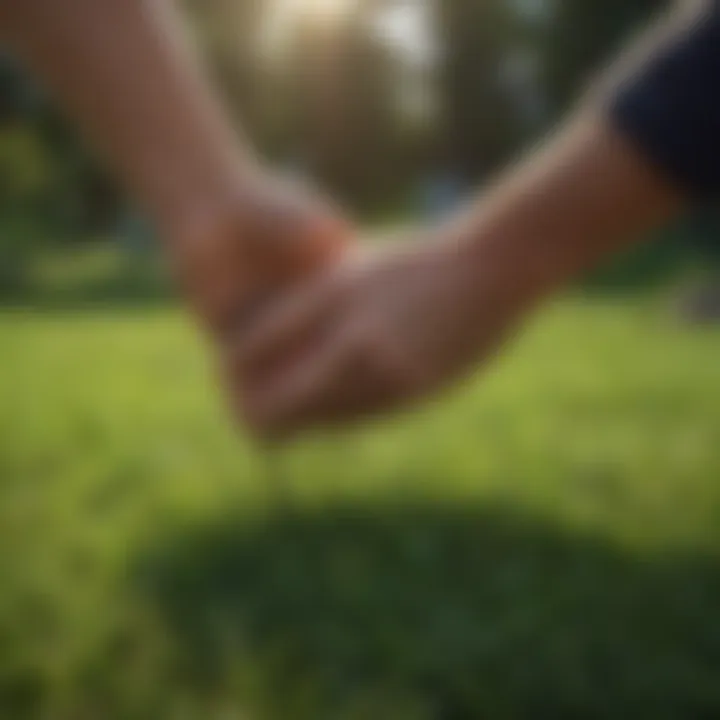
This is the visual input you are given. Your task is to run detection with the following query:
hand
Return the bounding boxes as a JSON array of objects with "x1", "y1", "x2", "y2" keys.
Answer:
[
  {"x1": 168, "y1": 171, "x2": 354, "y2": 427},
  {"x1": 237, "y1": 233, "x2": 521, "y2": 438},
  {"x1": 170, "y1": 172, "x2": 353, "y2": 340}
]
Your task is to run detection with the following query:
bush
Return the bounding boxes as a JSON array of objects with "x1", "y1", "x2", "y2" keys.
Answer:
[{"x1": 0, "y1": 216, "x2": 47, "y2": 297}]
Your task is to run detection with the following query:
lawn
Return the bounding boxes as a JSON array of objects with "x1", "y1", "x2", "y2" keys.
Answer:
[{"x1": 1, "y1": 299, "x2": 720, "y2": 719}]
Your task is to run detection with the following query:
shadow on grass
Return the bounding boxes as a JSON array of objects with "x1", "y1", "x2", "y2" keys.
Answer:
[{"x1": 135, "y1": 498, "x2": 720, "y2": 719}]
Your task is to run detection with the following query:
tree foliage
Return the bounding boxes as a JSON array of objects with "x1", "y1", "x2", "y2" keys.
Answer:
[
  {"x1": 542, "y1": 0, "x2": 668, "y2": 116},
  {"x1": 0, "y1": 0, "x2": 713, "y2": 292}
]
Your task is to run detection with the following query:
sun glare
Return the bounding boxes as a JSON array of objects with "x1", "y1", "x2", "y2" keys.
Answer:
[
  {"x1": 262, "y1": 0, "x2": 356, "y2": 58},
  {"x1": 304, "y1": 0, "x2": 355, "y2": 23},
  {"x1": 271, "y1": 0, "x2": 355, "y2": 32}
]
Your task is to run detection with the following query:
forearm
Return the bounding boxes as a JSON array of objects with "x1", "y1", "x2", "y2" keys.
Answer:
[
  {"x1": 455, "y1": 113, "x2": 682, "y2": 310},
  {"x1": 0, "y1": 0, "x2": 256, "y2": 243},
  {"x1": 458, "y1": 0, "x2": 720, "y2": 311}
]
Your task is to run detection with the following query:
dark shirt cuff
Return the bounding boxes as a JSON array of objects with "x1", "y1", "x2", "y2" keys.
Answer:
[{"x1": 608, "y1": 2, "x2": 720, "y2": 200}]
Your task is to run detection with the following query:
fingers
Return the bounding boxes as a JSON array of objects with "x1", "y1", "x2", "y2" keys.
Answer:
[
  {"x1": 243, "y1": 323, "x2": 385, "y2": 439},
  {"x1": 243, "y1": 327, "x2": 353, "y2": 438},
  {"x1": 242, "y1": 314, "x2": 423, "y2": 439},
  {"x1": 235, "y1": 270, "x2": 341, "y2": 376},
  {"x1": 176, "y1": 173, "x2": 355, "y2": 342},
  {"x1": 244, "y1": 175, "x2": 354, "y2": 281}
]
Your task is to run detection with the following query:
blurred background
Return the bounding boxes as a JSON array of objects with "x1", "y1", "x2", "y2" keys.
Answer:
[{"x1": 3, "y1": 0, "x2": 720, "y2": 718}]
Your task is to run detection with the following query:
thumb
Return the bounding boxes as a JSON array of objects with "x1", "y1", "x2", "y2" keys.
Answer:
[{"x1": 244, "y1": 176, "x2": 354, "y2": 283}]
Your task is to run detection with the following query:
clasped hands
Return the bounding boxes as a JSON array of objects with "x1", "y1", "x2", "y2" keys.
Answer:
[{"x1": 178, "y1": 171, "x2": 507, "y2": 441}]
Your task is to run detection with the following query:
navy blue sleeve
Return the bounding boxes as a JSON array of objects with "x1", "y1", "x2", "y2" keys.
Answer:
[{"x1": 608, "y1": 1, "x2": 720, "y2": 200}]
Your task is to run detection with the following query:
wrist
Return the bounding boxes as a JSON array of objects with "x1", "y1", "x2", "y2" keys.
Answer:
[
  {"x1": 437, "y1": 205, "x2": 545, "y2": 319},
  {"x1": 156, "y1": 163, "x2": 263, "y2": 255},
  {"x1": 154, "y1": 169, "x2": 267, "y2": 336}
]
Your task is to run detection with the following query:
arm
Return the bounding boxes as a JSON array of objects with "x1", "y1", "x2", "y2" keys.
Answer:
[
  {"x1": 237, "y1": 112, "x2": 681, "y2": 435},
  {"x1": 458, "y1": 0, "x2": 720, "y2": 303},
  {"x1": 0, "y1": 0, "x2": 350, "y2": 334},
  {"x1": 448, "y1": 113, "x2": 681, "y2": 313},
  {"x1": 0, "y1": 0, "x2": 250, "y2": 238},
  {"x1": 238, "y1": 2, "x2": 719, "y2": 437}
]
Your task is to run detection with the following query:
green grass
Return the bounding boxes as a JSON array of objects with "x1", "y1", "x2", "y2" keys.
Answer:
[{"x1": 2, "y1": 299, "x2": 720, "y2": 719}]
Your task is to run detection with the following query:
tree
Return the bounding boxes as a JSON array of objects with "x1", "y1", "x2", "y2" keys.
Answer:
[
  {"x1": 0, "y1": 53, "x2": 122, "y2": 241},
  {"x1": 435, "y1": 0, "x2": 530, "y2": 183},
  {"x1": 542, "y1": 0, "x2": 667, "y2": 117},
  {"x1": 280, "y1": 0, "x2": 410, "y2": 214}
]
